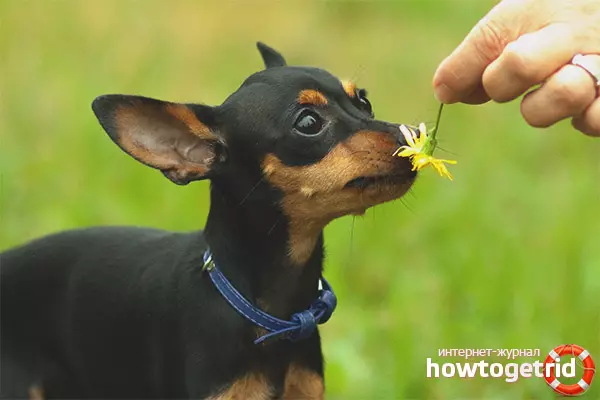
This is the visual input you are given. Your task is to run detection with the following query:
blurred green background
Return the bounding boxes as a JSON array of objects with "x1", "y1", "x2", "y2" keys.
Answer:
[{"x1": 1, "y1": 1, "x2": 599, "y2": 398}]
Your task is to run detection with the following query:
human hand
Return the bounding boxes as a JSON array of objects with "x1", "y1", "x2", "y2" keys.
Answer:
[{"x1": 432, "y1": 0, "x2": 600, "y2": 136}]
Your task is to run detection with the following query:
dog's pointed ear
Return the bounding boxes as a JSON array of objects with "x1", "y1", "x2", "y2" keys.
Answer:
[
  {"x1": 256, "y1": 42, "x2": 287, "y2": 69},
  {"x1": 92, "y1": 95, "x2": 225, "y2": 185}
]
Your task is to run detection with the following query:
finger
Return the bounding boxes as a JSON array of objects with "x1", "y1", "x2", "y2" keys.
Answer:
[
  {"x1": 433, "y1": 0, "x2": 546, "y2": 104},
  {"x1": 484, "y1": 23, "x2": 600, "y2": 102},
  {"x1": 461, "y1": 84, "x2": 491, "y2": 105},
  {"x1": 572, "y1": 97, "x2": 600, "y2": 137},
  {"x1": 520, "y1": 64, "x2": 597, "y2": 128},
  {"x1": 433, "y1": 82, "x2": 492, "y2": 105}
]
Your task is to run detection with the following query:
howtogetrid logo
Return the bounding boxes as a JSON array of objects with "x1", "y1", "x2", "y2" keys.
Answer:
[{"x1": 428, "y1": 344, "x2": 596, "y2": 397}]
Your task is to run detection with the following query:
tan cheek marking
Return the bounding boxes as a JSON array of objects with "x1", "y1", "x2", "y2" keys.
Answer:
[
  {"x1": 298, "y1": 89, "x2": 328, "y2": 106},
  {"x1": 208, "y1": 374, "x2": 274, "y2": 400},
  {"x1": 262, "y1": 131, "x2": 402, "y2": 264},
  {"x1": 342, "y1": 80, "x2": 356, "y2": 98},
  {"x1": 300, "y1": 186, "x2": 316, "y2": 197},
  {"x1": 164, "y1": 104, "x2": 215, "y2": 139},
  {"x1": 261, "y1": 130, "x2": 398, "y2": 195},
  {"x1": 261, "y1": 144, "x2": 356, "y2": 195},
  {"x1": 283, "y1": 364, "x2": 324, "y2": 399}
]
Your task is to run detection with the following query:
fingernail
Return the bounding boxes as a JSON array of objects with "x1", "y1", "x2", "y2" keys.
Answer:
[{"x1": 434, "y1": 83, "x2": 457, "y2": 104}]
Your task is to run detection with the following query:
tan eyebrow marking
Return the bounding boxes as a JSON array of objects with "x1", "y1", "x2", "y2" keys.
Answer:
[
  {"x1": 342, "y1": 80, "x2": 357, "y2": 98},
  {"x1": 297, "y1": 89, "x2": 328, "y2": 106}
]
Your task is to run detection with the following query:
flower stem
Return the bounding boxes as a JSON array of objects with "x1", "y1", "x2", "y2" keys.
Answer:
[
  {"x1": 430, "y1": 103, "x2": 444, "y2": 141},
  {"x1": 422, "y1": 103, "x2": 444, "y2": 156}
]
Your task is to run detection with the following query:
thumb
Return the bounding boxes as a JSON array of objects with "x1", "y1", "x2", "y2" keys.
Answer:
[{"x1": 433, "y1": 0, "x2": 544, "y2": 104}]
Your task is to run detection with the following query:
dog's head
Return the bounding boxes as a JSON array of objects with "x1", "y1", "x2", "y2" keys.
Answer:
[{"x1": 92, "y1": 42, "x2": 416, "y2": 263}]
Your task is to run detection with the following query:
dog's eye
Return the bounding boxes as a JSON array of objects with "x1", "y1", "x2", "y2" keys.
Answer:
[
  {"x1": 293, "y1": 110, "x2": 325, "y2": 136},
  {"x1": 356, "y1": 89, "x2": 373, "y2": 117}
]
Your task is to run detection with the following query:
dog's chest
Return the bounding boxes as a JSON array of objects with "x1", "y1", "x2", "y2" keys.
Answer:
[{"x1": 206, "y1": 361, "x2": 324, "y2": 400}]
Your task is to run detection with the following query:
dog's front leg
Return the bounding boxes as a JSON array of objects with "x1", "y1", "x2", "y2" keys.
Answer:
[{"x1": 282, "y1": 364, "x2": 324, "y2": 400}]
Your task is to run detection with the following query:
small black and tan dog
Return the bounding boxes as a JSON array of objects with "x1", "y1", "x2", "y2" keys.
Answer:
[{"x1": 1, "y1": 43, "x2": 416, "y2": 399}]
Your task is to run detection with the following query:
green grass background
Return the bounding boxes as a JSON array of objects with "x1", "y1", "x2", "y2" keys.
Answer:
[{"x1": 1, "y1": 1, "x2": 599, "y2": 398}]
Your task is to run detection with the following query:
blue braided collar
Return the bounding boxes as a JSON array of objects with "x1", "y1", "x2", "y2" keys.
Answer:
[{"x1": 202, "y1": 250, "x2": 337, "y2": 344}]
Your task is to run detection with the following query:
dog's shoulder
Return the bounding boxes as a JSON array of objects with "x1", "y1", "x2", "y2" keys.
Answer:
[
  {"x1": 1, "y1": 226, "x2": 207, "y2": 292},
  {"x1": 3, "y1": 226, "x2": 203, "y2": 263},
  {"x1": 1, "y1": 226, "x2": 208, "y2": 331}
]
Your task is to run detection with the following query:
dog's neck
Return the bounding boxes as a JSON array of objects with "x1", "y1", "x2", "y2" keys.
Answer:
[{"x1": 204, "y1": 183, "x2": 324, "y2": 319}]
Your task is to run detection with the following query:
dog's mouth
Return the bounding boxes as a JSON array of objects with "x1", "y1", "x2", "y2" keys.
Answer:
[{"x1": 344, "y1": 173, "x2": 413, "y2": 190}]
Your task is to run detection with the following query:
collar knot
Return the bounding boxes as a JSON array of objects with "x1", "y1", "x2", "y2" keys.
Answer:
[{"x1": 202, "y1": 250, "x2": 337, "y2": 344}]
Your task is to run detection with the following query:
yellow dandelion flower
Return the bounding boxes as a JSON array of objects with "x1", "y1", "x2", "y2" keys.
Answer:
[
  {"x1": 411, "y1": 154, "x2": 457, "y2": 180},
  {"x1": 393, "y1": 104, "x2": 456, "y2": 180}
]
